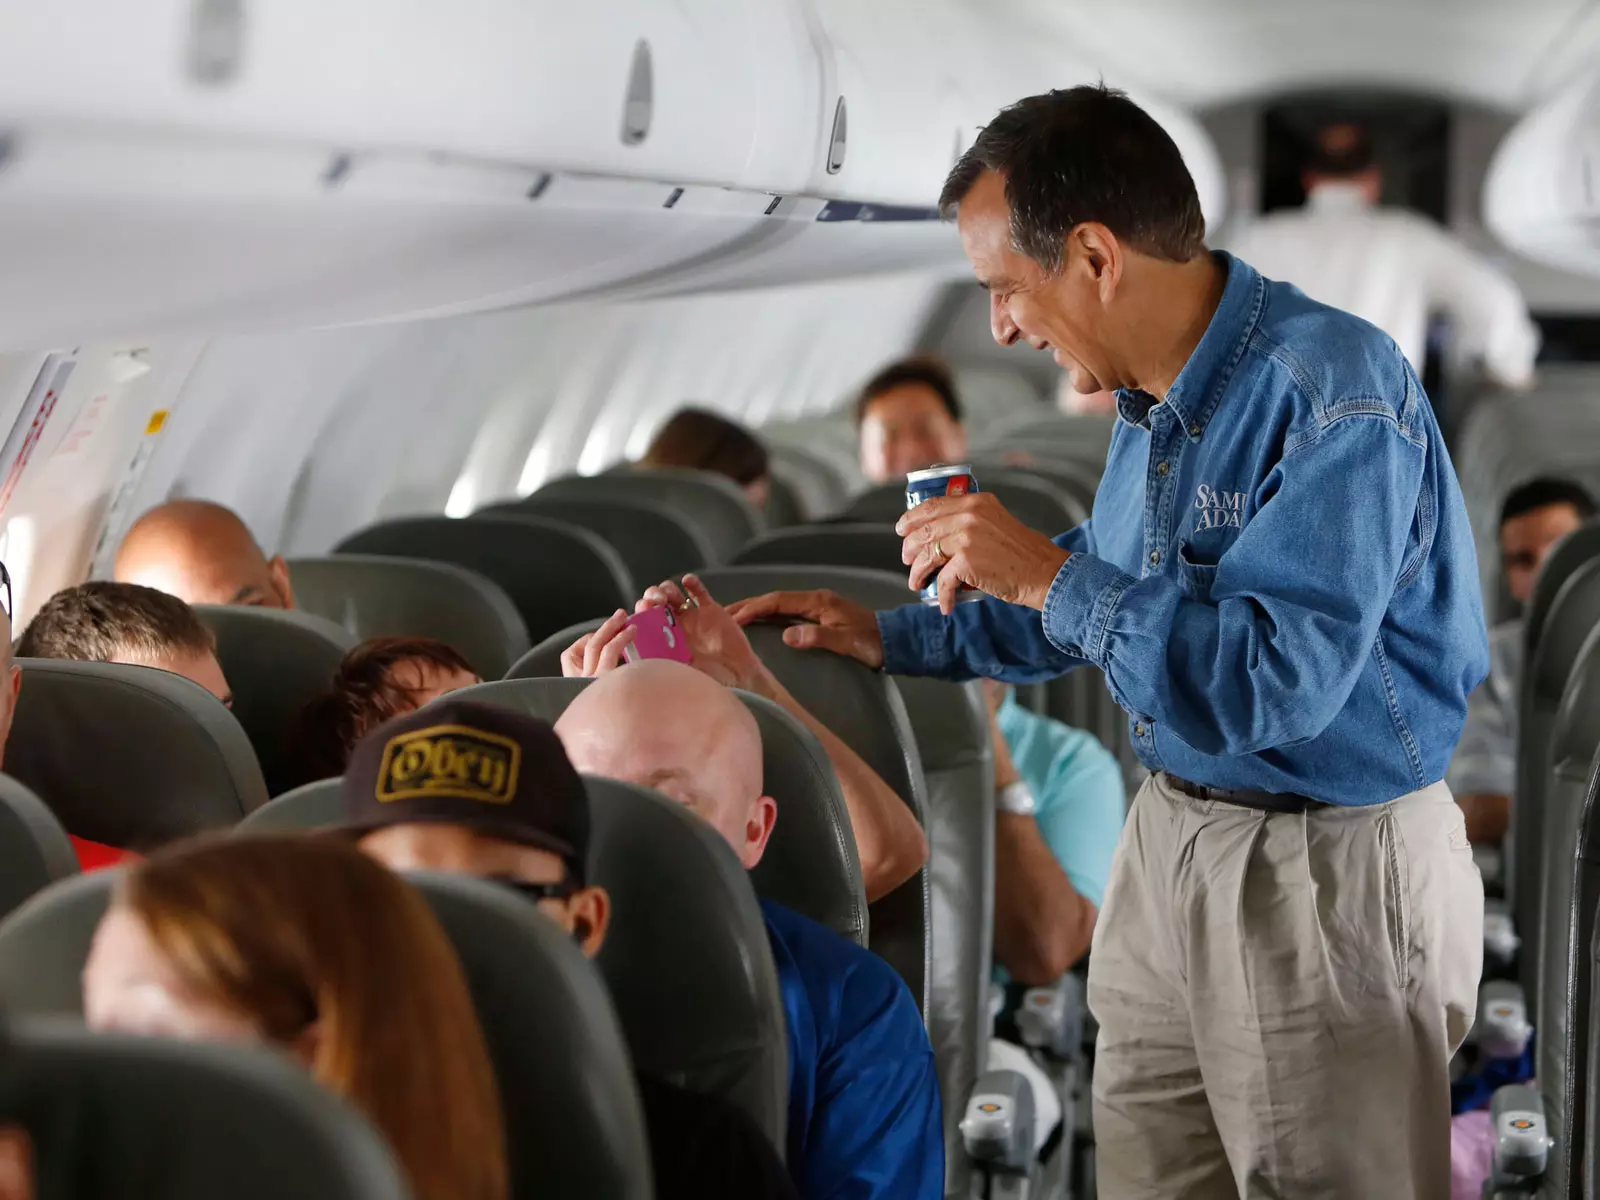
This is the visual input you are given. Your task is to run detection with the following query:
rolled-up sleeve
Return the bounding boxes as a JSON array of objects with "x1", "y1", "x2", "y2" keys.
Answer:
[
  {"x1": 1038, "y1": 411, "x2": 1428, "y2": 756},
  {"x1": 878, "y1": 523, "x2": 1094, "y2": 682}
]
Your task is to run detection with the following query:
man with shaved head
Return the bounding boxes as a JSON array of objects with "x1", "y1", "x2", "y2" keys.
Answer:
[
  {"x1": 113, "y1": 500, "x2": 295, "y2": 609},
  {"x1": 556, "y1": 660, "x2": 943, "y2": 1200}
]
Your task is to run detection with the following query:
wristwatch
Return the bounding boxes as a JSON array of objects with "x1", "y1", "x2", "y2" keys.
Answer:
[{"x1": 996, "y1": 780, "x2": 1038, "y2": 817}]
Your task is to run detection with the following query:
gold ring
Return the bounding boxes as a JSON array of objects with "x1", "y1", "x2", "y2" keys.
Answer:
[{"x1": 935, "y1": 541, "x2": 945, "y2": 560}]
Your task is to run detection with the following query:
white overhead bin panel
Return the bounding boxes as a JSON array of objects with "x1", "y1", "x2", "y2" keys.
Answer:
[
  {"x1": 1485, "y1": 73, "x2": 1600, "y2": 277},
  {"x1": 0, "y1": 0, "x2": 821, "y2": 192}
]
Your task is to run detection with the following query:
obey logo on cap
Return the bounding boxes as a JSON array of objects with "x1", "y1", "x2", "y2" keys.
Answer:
[{"x1": 376, "y1": 724, "x2": 521, "y2": 805}]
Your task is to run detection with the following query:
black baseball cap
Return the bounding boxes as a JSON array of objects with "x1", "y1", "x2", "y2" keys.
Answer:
[{"x1": 338, "y1": 699, "x2": 588, "y2": 884}]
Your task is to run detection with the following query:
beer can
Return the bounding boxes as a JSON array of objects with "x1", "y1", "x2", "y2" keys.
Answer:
[{"x1": 904, "y1": 463, "x2": 981, "y2": 605}]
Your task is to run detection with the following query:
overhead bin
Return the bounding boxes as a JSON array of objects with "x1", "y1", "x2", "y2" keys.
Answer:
[{"x1": 1485, "y1": 72, "x2": 1600, "y2": 277}]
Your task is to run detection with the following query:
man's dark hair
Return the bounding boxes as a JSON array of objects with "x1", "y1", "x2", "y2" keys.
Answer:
[
  {"x1": 17, "y1": 581, "x2": 214, "y2": 663},
  {"x1": 640, "y1": 408, "x2": 769, "y2": 486},
  {"x1": 855, "y1": 357, "x2": 962, "y2": 427},
  {"x1": 1305, "y1": 122, "x2": 1375, "y2": 178},
  {"x1": 1501, "y1": 477, "x2": 1598, "y2": 528},
  {"x1": 939, "y1": 85, "x2": 1205, "y2": 268}
]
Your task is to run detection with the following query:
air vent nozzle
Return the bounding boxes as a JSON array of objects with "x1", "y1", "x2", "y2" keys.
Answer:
[
  {"x1": 827, "y1": 96, "x2": 848, "y2": 174},
  {"x1": 621, "y1": 40, "x2": 654, "y2": 146},
  {"x1": 188, "y1": 0, "x2": 246, "y2": 86}
]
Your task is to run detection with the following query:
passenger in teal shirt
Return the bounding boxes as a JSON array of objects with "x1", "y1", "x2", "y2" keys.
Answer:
[{"x1": 987, "y1": 682, "x2": 1126, "y2": 981}]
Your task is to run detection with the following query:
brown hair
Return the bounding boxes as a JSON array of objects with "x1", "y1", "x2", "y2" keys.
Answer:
[
  {"x1": 855, "y1": 356, "x2": 963, "y2": 427},
  {"x1": 119, "y1": 835, "x2": 507, "y2": 1200},
  {"x1": 640, "y1": 408, "x2": 770, "y2": 486},
  {"x1": 289, "y1": 637, "x2": 478, "y2": 784},
  {"x1": 17, "y1": 581, "x2": 214, "y2": 663}
]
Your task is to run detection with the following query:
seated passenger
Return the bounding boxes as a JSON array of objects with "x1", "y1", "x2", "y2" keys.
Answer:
[
  {"x1": 342, "y1": 700, "x2": 800, "y2": 1200},
  {"x1": 113, "y1": 499, "x2": 295, "y2": 608},
  {"x1": 555, "y1": 659, "x2": 944, "y2": 1200},
  {"x1": 562, "y1": 576, "x2": 927, "y2": 902},
  {"x1": 639, "y1": 408, "x2": 774, "y2": 512},
  {"x1": 1448, "y1": 477, "x2": 1596, "y2": 843},
  {"x1": 287, "y1": 636, "x2": 481, "y2": 784},
  {"x1": 16, "y1": 582, "x2": 231, "y2": 705},
  {"x1": 81, "y1": 834, "x2": 507, "y2": 1200},
  {"x1": 855, "y1": 357, "x2": 968, "y2": 487}
]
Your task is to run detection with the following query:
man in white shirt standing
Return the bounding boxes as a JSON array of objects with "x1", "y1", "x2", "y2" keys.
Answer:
[{"x1": 1228, "y1": 122, "x2": 1540, "y2": 389}]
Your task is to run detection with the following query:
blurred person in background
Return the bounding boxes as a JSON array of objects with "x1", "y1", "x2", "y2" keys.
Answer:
[{"x1": 640, "y1": 408, "x2": 775, "y2": 513}]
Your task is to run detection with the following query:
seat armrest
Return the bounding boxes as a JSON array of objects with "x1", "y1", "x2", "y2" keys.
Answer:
[
  {"x1": 960, "y1": 1069, "x2": 1037, "y2": 1174},
  {"x1": 1474, "y1": 980, "x2": 1532, "y2": 1060},
  {"x1": 1488, "y1": 1084, "x2": 1550, "y2": 1187},
  {"x1": 1016, "y1": 972, "x2": 1085, "y2": 1059}
]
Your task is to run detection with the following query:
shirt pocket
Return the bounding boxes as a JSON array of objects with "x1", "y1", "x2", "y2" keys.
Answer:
[{"x1": 1176, "y1": 540, "x2": 1220, "y2": 603}]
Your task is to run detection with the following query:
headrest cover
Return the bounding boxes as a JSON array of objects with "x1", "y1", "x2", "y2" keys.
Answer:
[{"x1": 339, "y1": 699, "x2": 588, "y2": 884}]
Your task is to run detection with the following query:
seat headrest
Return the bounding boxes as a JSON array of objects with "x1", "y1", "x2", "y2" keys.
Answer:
[
  {"x1": 480, "y1": 495, "x2": 715, "y2": 586},
  {"x1": 1526, "y1": 520, "x2": 1600, "y2": 662},
  {"x1": 194, "y1": 606, "x2": 355, "y2": 796},
  {"x1": 0, "y1": 871, "x2": 654, "y2": 1200},
  {"x1": 287, "y1": 554, "x2": 530, "y2": 678},
  {"x1": 334, "y1": 516, "x2": 634, "y2": 647},
  {"x1": 763, "y1": 474, "x2": 806, "y2": 527},
  {"x1": 233, "y1": 771, "x2": 790, "y2": 1149},
  {"x1": 10, "y1": 1017, "x2": 407, "y2": 1200},
  {"x1": 1532, "y1": 559, "x2": 1600, "y2": 703},
  {"x1": 537, "y1": 468, "x2": 764, "y2": 561},
  {"x1": 586, "y1": 776, "x2": 787, "y2": 1147},
  {"x1": 731, "y1": 525, "x2": 903, "y2": 575},
  {"x1": 450, "y1": 676, "x2": 869, "y2": 946},
  {"x1": 8, "y1": 661, "x2": 266, "y2": 849},
  {"x1": 0, "y1": 775, "x2": 77, "y2": 921},
  {"x1": 843, "y1": 469, "x2": 1081, "y2": 535}
]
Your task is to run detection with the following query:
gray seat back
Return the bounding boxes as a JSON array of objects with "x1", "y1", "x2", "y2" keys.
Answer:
[
  {"x1": 0, "y1": 870, "x2": 652, "y2": 1200},
  {"x1": 452, "y1": 675, "x2": 869, "y2": 947},
  {"x1": 769, "y1": 444, "x2": 849, "y2": 522},
  {"x1": 194, "y1": 605, "x2": 356, "y2": 797},
  {"x1": 732, "y1": 525, "x2": 905, "y2": 577},
  {"x1": 764, "y1": 474, "x2": 806, "y2": 529},
  {"x1": 843, "y1": 468, "x2": 1087, "y2": 535},
  {"x1": 8, "y1": 660, "x2": 266, "y2": 850},
  {"x1": 10, "y1": 1018, "x2": 409, "y2": 1200},
  {"x1": 478, "y1": 495, "x2": 714, "y2": 588},
  {"x1": 1525, "y1": 522, "x2": 1600, "y2": 666},
  {"x1": 335, "y1": 515, "x2": 634, "y2": 647},
  {"x1": 288, "y1": 554, "x2": 530, "y2": 678},
  {"x1": 0, "y1": 774, "x2": 77, "y2": 920},
  {"x1": 1534, "y1": 622, "x2": 1600, "y2": 1193},
  {"x1": 538, "y1": 468, "x2": 764, "y2": 561},
  {"x1": 696, "y1": 564, "x2": 993, "y2": 1184},
  {"x1": 1520, "y1": 558, "x2": 1600, "y2": 999},
  {"x1": 968, "y1": 455, "x2": 1099, "y2": 516},
  {"x1": 237, "y1": 771, "x2": 789, "y2": 1152}
]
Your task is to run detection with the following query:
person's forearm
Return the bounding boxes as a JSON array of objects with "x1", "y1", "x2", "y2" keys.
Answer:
[
  {"x1": 750, "y1": 669, "x2": 928, "y2": 901},
  {"x1": 993, "y1": 812, "x2": 1096, "y2": 984}
]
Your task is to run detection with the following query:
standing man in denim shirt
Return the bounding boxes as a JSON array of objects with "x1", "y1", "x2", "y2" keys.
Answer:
[{"x1": 732, "y1": 85, "x2": 1488, "y2": 1199}]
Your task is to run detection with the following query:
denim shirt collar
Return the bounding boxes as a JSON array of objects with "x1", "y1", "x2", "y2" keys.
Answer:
[{"x1": 1114, "y1": 252, "x2": 1268, "y2": 438}]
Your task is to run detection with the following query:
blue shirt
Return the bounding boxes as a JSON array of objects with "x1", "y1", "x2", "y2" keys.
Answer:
[
  {"x1": 880, "y1": 253, "x2": 1488, "y2": 807},
  {"x1": 995, "y1": 692, "x2": 1125, "y2": 908},
  {"x1": 762, "y1": 899, "x2": 944, "y2": 1200}
]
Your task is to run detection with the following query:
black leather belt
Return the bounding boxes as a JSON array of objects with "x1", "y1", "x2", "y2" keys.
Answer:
[{"x1": 1163, "y1": 773, "x2": 1322, "y2": 814}]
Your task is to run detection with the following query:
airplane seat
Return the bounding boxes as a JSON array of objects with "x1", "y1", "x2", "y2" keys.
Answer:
[
  {"x1": 966, "y1": 455, "x2": 1100, "y2": 518},
  {"x1": 0, "y1": 774, "x2": 77, "y2": 920},
  {"x1": 287, "y1": 554, "x2": 531, "y2": 679},
  {"x1": 731, "y1": 525, "x2": 903, "y2": 575},
  {"x1": 1517, "y1": 557, "x2": 1600, "y2": 1003},
  {"x1": 843, "y1": 471, "x2": 1087, "y2": 535},
  {"x1": 7, "y1": 660, "x2": 266, "y2": 850},
  {"x1": 237, "y1": 769, "x2": 791, "y2": 1154},
  {"x1": 973, "y1": 412, "x2": 1116, "y2": 458},
  {"x1": 537, "y1": 468, "x2": 764, "y2": 562},
  {"x1": 0, "y1": 870, "x2": 654, "y2": 1200},
  {"x1": 764, "y1": 473, "x2": 807, "y2": 529},
  {"x1": 768, "y1": 444, "x2": 848, "y2": 521},
  {"x1": 475, "y1": 495, "x2": 715, "y2": 587},
  {"x1": 333, "y1": 514, "x2": 634, "y2": 648},
  {"x1": 6, "y1": 1017, "x2": 409, "y2": 1200},
  {"x1": 450, "y1": 674, "x2": 870, "y2": 949},
  {"x1": 193, "y1": 605, "x2": 356, "y2": 796}
]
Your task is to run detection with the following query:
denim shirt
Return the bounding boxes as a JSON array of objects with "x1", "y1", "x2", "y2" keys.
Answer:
[{"x1": 879, "y1": 253, "x2": 1489, "y2": 807}]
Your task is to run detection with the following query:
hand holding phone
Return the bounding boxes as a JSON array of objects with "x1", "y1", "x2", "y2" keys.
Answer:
[{"x1": 622, "y1": 605, "x2": 694, "y2": 665}]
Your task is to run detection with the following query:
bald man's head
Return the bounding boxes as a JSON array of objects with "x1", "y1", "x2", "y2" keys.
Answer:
[
  {"x1": 114, "y1": 500, "x2": 295, "y2": 609},
  {"x1": 556, "y1": 660, "x2": 775, "y2": 869}
]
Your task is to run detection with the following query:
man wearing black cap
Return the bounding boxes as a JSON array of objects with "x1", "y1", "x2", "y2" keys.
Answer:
[{"x1": 340, "y1": 699, "x2": 799, "y2": 1200}]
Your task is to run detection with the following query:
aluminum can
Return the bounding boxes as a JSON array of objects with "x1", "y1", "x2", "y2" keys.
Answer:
[{"x1": 904, "y1": 463, "x2": 980, "y2": 605}]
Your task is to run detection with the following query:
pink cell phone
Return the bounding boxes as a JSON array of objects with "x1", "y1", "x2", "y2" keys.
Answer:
[{"x1": 622, "y1": 606, "x2": 694, "y2": 665}]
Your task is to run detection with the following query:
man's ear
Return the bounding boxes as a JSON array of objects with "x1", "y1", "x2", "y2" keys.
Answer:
[
  {"x1": 740, "y1": 797, "x2": 779, "y2": 870},
  {"x1": 570, "y1": 885, "x2": 611, "y2": 959},
  {"x1": 269, "y1": 556, "x2": 296, "y2": 609},
  {"x1": 1071, "y1": 222, "x2": 1123, "y2": 302}
]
